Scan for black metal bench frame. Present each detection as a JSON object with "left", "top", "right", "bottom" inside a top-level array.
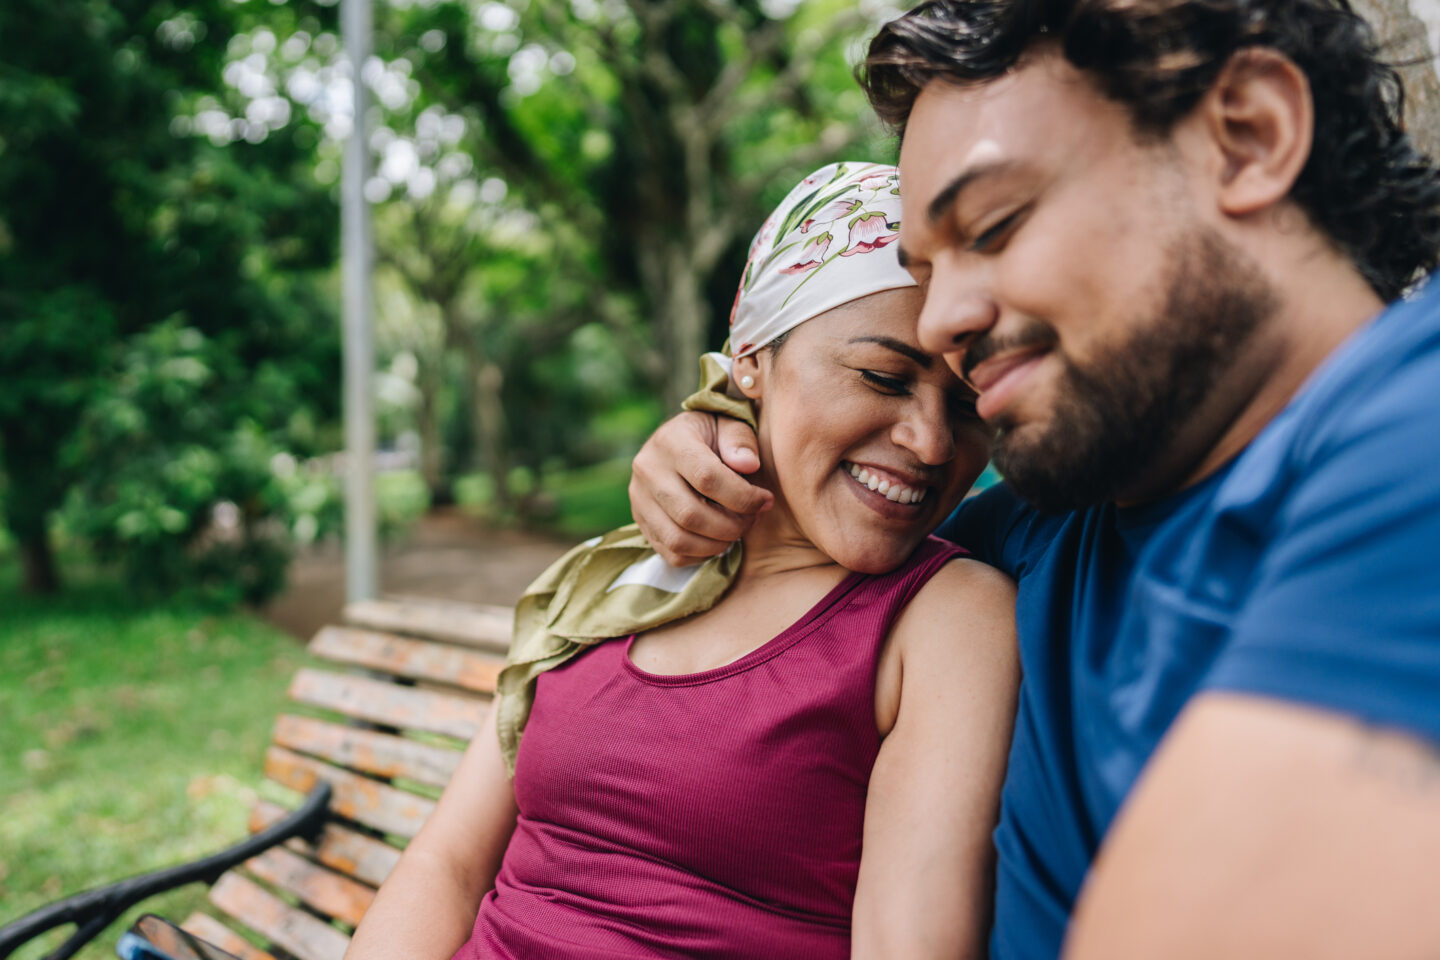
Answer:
[{"left": 0, "top": 785, "right": 332, "bottom": 960}]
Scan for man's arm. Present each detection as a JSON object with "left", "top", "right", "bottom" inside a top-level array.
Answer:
[
  {"left": 629, "top": 411, "right": 772, "bottom": 565},
  {"left": 1065, "top": 693, "right": 1440, "bottom": 960},
  {"left": 852, "top": 560, "right": 1020, "bottom": 959}
]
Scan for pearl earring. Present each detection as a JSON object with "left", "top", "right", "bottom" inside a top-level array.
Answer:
[{"left": 739, "top": 375, "right": 755, "bottom": 389}]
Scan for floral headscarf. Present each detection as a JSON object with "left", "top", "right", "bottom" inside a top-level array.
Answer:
[{"left": 728, "top": 160, "right": 916, "bottom": 358}]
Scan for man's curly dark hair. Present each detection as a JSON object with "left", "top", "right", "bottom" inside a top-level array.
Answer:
[{"left": 860, "top": 0, "right": 1440, "bottom": 302}]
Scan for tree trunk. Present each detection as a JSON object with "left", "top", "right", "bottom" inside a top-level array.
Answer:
[
  {"left": 474, "top": 361, "right": 509, "bottom": 515},
  {"left": 660, "top": 247, "right": 711, "bottom": 412},
  {"left": 415, "top": 359, "right": 454, "bottom": 507},
  {"left": 3, "top": 434, "right": 66, "bottom": 594},
  {"left": 1355, "top": 0, "right": 1440, "bottom": 159},
  {"left": 19, "top": 526, "right": 60, "bottom": 595},
  {"left": 456, "top": 336, "right": 510, "bottom": 515}
]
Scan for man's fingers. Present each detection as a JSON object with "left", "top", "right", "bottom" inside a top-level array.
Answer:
[
  {"left": 632, "top": 451, "right": 755, "bottom": 543},
  {"left": 630, "top": 477, "right": 741, "bottom": 566},
  {"left": 678, "top": 444, "right": 771, "bottom": 517},
  {"left": 716, "top": 416, "right": 763, "bottom": 478},
  {"left": 628, "top": 410, "right": 770, "bottom": 564},
  {"left": 655, "top": 477, "right": 755, "bottom": 543}
]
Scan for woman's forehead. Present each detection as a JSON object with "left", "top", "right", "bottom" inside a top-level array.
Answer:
[{"left": 804, "top": 287, "right": 927, "bottom": 343}]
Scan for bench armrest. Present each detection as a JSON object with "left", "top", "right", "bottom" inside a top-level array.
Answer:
[{"left": 0, "top": 783, "right": 332, "bottom": 960}]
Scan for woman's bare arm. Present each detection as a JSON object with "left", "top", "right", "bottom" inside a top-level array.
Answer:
[
  {"left": 344, "top": 704, "right": 519, "bottom": 960},
  {"left": 852, "top": 560, "right": 1020, "bottom": 960}
]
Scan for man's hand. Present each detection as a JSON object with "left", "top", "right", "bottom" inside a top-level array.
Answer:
[{"left": 629, "top": 411, "right": 773, "bottom": 565}]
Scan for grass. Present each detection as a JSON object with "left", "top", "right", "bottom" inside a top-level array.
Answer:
[{"left": 0, "top": 563, "right": 313, "bottom": 960}]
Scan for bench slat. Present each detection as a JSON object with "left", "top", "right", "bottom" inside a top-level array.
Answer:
[
  {"left": 272, "top": 714, "right": 462, "bottom": 788},
  {"left": 245, "top": 847, "right": 376, "bottom": 928},
  {"left": 180, "top": 912, "right": 278, "bottom": 960},
  {"left": 344, "top": 597, "right": 512, "bottom": 652},
  {"left": 308, "top": 626, "right": 504, "bottom": 694},
  {"left": 250, "top": 801, "right": 402, "bottom": 889},
  {"left": 288, "top": 668, "right": 487, "bottom": 740},
  {"left": 208, "top": 872, "right": 349, "bottom": 960},
  {"left": 264, "top": 745, "right": 436, "bottom": 838}
]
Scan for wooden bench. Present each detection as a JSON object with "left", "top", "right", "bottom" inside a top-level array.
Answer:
[
  {"left": 167, "top": 596, "right": 513, "bottom": 960},
  {"left": 0, "top": 596, "right": 506, "bottom": 960}
]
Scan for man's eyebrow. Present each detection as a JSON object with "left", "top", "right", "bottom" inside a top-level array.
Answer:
[
  {"left": 849, "top": 336, "right": 933, "bottom": 368},
  {"left": 926, "top": 160, "right": 1018, "bottom": 224}
]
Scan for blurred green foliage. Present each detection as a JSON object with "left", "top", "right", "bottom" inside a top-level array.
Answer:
[
  {"left": 63, "top": 322, "right": 295, "bottom": 605},
  {"left": 0, "top": 0, "right": 340, "bottom": 598},
  {"left": 362, "top": 0, "right": 895, "bottom": 510},
  {"left": 0, "top": 0, "right": 904, "bottom": 601}
]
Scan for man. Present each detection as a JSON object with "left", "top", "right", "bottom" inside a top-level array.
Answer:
[{"left": 627, "top": 1, "right": 1440, "bottom": 957}]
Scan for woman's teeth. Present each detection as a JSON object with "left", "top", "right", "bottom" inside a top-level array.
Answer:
[{"left": 846, "top": 462, "right": 927, "bottom": 505}]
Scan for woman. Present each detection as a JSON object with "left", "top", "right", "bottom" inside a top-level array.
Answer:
[{"left": 345, "top": 162, "right": 1018, "bottom": 960}]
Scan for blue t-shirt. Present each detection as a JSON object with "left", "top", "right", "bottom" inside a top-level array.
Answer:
[{"left": 938, "top": 279, "right": 1440, "bottom": 960}]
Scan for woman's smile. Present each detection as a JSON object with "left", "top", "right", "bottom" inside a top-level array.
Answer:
[{"left": 841, "top": 460, "right": 931, "bottom": 505}]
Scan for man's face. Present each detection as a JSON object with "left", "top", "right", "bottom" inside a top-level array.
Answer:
[{"left": 896, "top": 49, "right": 1275, "bottom": 510}]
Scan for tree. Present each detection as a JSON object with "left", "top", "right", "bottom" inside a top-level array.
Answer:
[
  {"left": 376, "top": 178, "right": 622, "bottom": 511},
  {"left": 1356, "top": 0, "right": 1440, "bottom": 160},
  {"left": 390, "top": 0, "right": 899, "bottom": 409},
  {"left": 0, "top": 0, "right": 339, "bottom": 594}
]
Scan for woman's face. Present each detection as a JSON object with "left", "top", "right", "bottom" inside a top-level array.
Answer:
[{"left": 735, "top": 286, "right": 993, "bottom": 574}]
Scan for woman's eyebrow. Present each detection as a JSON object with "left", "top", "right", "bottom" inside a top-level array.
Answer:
[{"left": 848, "top": 336, "right": 933, "bottom": 368}]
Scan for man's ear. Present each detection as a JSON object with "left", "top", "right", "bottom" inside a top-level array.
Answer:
[
  {"left": 733, "top": 354, "right": 764, "bottom": 399},
  {"left": 1196, "top": 47, "right": 1314, "bottom": 218}
]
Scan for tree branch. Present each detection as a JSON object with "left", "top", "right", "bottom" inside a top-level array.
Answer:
[
  {"left": 718, "top": 7, "right": 870, "bottom": 128},
  {"left": 697, "top": 19, "right": 786, "bottom": 130},
  {"left": 733, "top": 120, "right": 865, "bottom": 208}
]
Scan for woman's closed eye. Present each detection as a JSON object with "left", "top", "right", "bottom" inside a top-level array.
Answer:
[{"left": 860, "top": 370, "right": 910, "bottom": 394}]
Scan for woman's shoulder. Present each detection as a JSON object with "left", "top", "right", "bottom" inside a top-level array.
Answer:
[
  {"left": 891, "top": 550, "right": 1017, "bottom": 660},
  {"left": 873, "top": 545, "right": 1019, "bottom": 737},
  {"left": 905, "top": 535, "right": 1016, "bottom": 604}
]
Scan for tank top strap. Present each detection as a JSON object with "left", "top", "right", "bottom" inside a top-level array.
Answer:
[
  {"left": 886, "top": 535, "right": 970, "bottom": 612},
  {"left": 816, "top": 535, "right": 970, "bottom": 680}
]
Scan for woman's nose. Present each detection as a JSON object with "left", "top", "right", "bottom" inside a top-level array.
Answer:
[{"left": 892, "top": 392, "right": 957, "bottom": 466}]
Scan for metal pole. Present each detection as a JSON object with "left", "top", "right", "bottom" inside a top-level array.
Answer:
[{"left": 341, "top": 0, "right": 377, "bottom": 603}]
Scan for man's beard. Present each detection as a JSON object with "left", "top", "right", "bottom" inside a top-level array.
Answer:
[{"left": 988, "top": 227, "right": 1277, "bottom": 513}]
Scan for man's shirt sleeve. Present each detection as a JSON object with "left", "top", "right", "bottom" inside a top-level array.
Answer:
[
  {"left": 1203, "top": 348, "right": 1440, "bottom": 747},
  {"left": 935, "top": 482, "right": 1035, "bottom": 577}
]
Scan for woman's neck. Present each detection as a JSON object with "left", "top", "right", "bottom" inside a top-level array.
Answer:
[{"left": 735, "top": 498, "right": 839, "bottom": 584}]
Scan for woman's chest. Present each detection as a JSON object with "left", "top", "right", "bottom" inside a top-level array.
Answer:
[{"left": 512, "top": 640, "right": 881, "bottom": 907}]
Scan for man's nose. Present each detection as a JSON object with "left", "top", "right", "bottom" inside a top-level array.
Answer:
[{"left": 918, "top": 269, "right": 999, "bottom": 360}]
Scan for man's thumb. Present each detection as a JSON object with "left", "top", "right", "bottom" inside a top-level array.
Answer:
[{"left": 717, "top": 417, "right": 760, "bottom": 475}]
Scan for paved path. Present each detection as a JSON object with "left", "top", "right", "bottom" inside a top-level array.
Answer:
[{"left": 262, "top": 509, "right": 573, "bottom": 640}]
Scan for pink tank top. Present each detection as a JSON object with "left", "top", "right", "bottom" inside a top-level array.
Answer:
[{"left": 452, "top": 537, "right": 965, "bottom": 960}]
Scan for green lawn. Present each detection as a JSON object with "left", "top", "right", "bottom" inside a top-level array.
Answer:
[{"left": 0, "top": 566, "right": 312, "bottom": 960}]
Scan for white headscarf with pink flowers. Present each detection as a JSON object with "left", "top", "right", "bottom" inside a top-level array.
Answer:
[{"left": 727, "top": 161, "right": 916, "bottom": 359}]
